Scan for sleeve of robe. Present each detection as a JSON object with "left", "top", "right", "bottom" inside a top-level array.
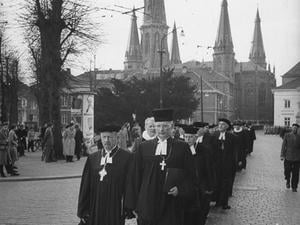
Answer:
[
  {"left": 124, "top": 142, "right": 144, "bottom": 211},
  {"left": 77, "top": 156, "right": 91, "bottom": 219},
  {"left": 177, "top": 142, "right": 197, "bottom": 199}
]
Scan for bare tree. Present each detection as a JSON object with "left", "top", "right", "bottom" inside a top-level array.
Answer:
[{"left": 22, "top": 0, "right": 101, "bottom": 158}]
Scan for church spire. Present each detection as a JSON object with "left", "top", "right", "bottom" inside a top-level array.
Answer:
[
  {"left": 140, "top": 0, "right": 169, "bottom": 69},
  {"left": 170, "top": 22, "right": 181, "bottom": 65},
  {"left": 214, "top": 0, "right": 234, "bottom": 54},
  {"left": 143, "top": 0, "right": 167, "bottom": 25},
  {"left": 213, "top": 0, "right": 235, "bottom": 77},
  {"left": 249, "top": 9, "right": 266, "bottom": 69},
  {"left": 124, "top": 9, "right": 142, "bottom": 71}
]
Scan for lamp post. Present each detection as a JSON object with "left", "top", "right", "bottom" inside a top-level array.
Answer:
[{"left": 158, "top": 27, "right": 184, "bottom": 108}]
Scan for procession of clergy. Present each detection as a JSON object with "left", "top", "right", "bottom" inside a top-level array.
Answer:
[{"left": 77, "top": 108, "right": 256, "bottom": 225}]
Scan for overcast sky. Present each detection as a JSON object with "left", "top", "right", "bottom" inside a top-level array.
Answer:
[{"left": 3, "top": 0, "right": 300, "bottom": 85}]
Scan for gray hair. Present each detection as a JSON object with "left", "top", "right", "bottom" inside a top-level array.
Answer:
[{"left": 145, "top": 117, "right": 155, "bottom": 127}]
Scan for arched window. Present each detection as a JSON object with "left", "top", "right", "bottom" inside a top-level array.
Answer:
[
  {"left": 144, "top": 33, "right": 150, "bottom": 55},
  {"left": 154, "top": 32, "right": 160, "bottom": 52},
  {"left": 258, "top": 83, "right": 266, "bottom": 106}
]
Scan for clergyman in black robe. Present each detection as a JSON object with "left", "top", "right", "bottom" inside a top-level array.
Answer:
[
  {"left": 211, "top": 118, "right": 236, "bottom": 209},
  {"left": 125, "top": 108, "right": 195, "bottom": 225},
  {"left": 77, "top": 124, "right": 132, "bottom": 225}
]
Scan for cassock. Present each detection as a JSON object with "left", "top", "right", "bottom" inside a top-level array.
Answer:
[
  {"left": 184, "top": 142, "right": 214, "bottom": 225},
  {"left": 77, "top": 147, "right": 132, "bottom": 225},
  {"left": 125, "top": 137, "right": 195, "bottom": 225},
  {"left": 247, "top": 127, "right": 256, "bottom": 154},
  {"left": 233, "top": 128, "right": 248, "bottom": 170},
  {"left": 211, "top": 131, "right": 236, "bottom": 207}
]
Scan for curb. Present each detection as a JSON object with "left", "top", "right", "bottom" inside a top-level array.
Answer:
[{"left": 0, "top": 174, "right": 82, "bottom": 183}]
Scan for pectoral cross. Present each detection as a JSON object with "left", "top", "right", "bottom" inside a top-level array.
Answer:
[
  {"left": 99, "top": 168, "right": 107, "bottom": 181},
  {"left": 160, "top": 159, "right": 166, "bottom": 171}
]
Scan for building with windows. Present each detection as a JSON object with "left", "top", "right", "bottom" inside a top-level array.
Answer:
[{"left": 272, "top": 62, "right": 300, "bottom": 126}]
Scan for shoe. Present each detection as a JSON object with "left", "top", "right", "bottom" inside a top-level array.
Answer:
[
  {"left": 292, "top": 188, "right": 297, "bottom": 192},
  {"left": 222, "top": 205, "right": 231, "bottom": 210},
  {"left": 13, "top": 166, "right": 18, "bottom": 169},
  {"left": 10, "top": 173, "right": 20, "bottom": 176},
  {"left": 286, "top": 182, "right": 291, "bottom": 189},
  {"left": 1, "top": 173, "right": 7, "bottom": 177}
]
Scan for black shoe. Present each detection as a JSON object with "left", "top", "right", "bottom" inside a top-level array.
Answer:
[
  {"left": 222, "top": 205, "right": 231, "bottom": 210},
  {"left": 286, "top": 182, "right": 291, "bottom": 189},
  {"left": 10, "top": 173, "right": 20, "bottom": 176},
  {"left": 292, "top": 188, "right": 297, "bottom": 192},
  {"left": 1, "top": 173, "right": 7, "bottom": 177},
  {"left": 13, "top": 166, "right": 18, "bottom": 169}
]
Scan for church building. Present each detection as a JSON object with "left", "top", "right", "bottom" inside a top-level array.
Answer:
[{"left": 80, "top": 0, "right": 276, "bottom": 123}]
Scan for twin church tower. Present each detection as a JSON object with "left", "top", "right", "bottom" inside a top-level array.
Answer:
[
  {"left": 124, "top": 0, "right": 267, "bottom": 76},
  {"left": 121, "top": 0, "right": 275, "bottom": 122}
]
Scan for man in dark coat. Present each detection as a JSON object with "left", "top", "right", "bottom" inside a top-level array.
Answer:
[
  {"left": 281, "top": 123, "right": 300, "bottom": 192},
  {"left": 246, "top": 122, "right": 256, "bottom": 155},
  {"left": 211, "top": 118, "right": 236, "bottom": 209},
  {"left": 183, "top": 125, "right": 213, "bottom": 225},
  {"left": 77, "top": 124, "right": 132, "bottom": 225},
  {"left": 233, "top": 120, "right": 248, "bottom": 171},
  {"left": 74, "top": 124, "right": 84, "bottom": 160},
  {"left": 125, "top": 108, "right": 195, "bottom": 225}
]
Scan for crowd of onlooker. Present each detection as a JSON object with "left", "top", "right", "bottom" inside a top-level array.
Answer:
[{"left": 264, "top": 125, "right": 292, "bottom": 137}]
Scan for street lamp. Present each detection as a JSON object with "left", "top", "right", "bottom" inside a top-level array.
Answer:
[{"left": 158, "top": 27, "right": 184, "bottom": 108}]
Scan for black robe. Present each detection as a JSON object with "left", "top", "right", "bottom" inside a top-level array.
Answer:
[
  {"left": 233, "top": 129, "right": 248, "bottom": 170},
  {"left": 125, "top": 138, "right": 195, "bottom": 225},
  {"left": 184, "top": 143, "right": 214, "bottom": 225},
  {"left": 211, "top": 131, "right": 236, "bottom": 206},
  {"left": 77, "top": 147, "right": 132, "bottom": 225}
]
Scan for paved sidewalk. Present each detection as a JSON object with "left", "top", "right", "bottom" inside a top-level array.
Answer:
[{"left": 0, "top": 151, "right": 86, "bottom": 182}]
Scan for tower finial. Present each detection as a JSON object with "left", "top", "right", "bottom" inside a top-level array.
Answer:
[
  {"left": 249, "top": 8, "right": 266, "bottom": 69},
  {"left": 124, "top": 7, "right": 142, "bottom": 71},
  {"left": 170, "top": 21, "right": 182, "bottom": 65}
]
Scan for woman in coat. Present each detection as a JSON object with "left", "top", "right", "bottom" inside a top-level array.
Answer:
[
  {"left": 63, "top": 124, "right": 75, "bottom": 162},
  {"left": 0, "top": 123, "right": 8, "bottom": 177}
]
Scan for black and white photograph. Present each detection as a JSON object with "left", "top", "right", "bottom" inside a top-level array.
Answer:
[{"left": 0, "top": 0, "right": 299, "bottom": 224}]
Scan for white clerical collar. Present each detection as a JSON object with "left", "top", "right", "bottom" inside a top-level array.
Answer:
[
  {"left": 142, "top": 130, "right": 156, "bottom": 140},
  {"left": 190, "top": 145, "right": 196, "bottom": 155},
  {"left": 100, "top": 146, "right": 117, "bottom": 165},
  {"left": 155, "top": 138, "right": 167, "bottom": 155},
  {"left": 196, "top": 136, "right": 204, "bottom": 143},
  {"left": 234, "top": 127, "right": 243, "bottom": 133},
  {"left": 219, "top": 132, "right": 226, "bottom": 140}
]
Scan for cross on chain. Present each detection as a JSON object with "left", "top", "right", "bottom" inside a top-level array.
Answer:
[
  {"left": 160, "top": 159, "right": 166, "bottom": 171},
  {"left": 99, "top": 168, "right": 107, "bottom": 181}
]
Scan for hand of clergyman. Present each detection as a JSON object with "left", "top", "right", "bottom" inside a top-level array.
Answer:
[{"left": 168, "top": 186, "right": 178, "bottom": 196}]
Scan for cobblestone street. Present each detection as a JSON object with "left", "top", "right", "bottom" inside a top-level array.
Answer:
[{"left": 0, "top": 131, "right": 299, "bottom": 225}]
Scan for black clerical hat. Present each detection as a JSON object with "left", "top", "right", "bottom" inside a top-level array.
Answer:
[
  {"left": 218, "top": 118, "right": 231, "bottom": 127},
  {"left": 193, "top": 122, "right": 209, "bottom": 128},
  {"left": 209, "top": 124, "right": 217, "bottom": 129},
  {"left": 183, "top": 125, "right": 198, "bottom": 134},
  {"left": 232, "top": 120, "right": 242, "bottom": 126},
  {"left": 292, "top": 123, "right": 299, "bottom": 128},
  {"left": 99, "top": 124, "right": 121, "bottom": 133},
  {"left": 174, "top": 122, "right": 187, "bottom": 128},
  {"left": 152, "top": 108, "right": 173, "bottom": 122}
]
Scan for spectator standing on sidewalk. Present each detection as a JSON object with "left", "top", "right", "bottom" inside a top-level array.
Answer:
[
  {"left": 7, "top": 124, "right": 19, "bottom": 176},
  {"left": 0, "top": 123, "right": 9, "bottom": 177},
  {"left": 27, "top": 127, "right": 35, "bottom": 152},
  {"left": 74, "top": 124, "right": 83, "bottom": 161},
  {"left": 281, "top": 123, "right": 300, "bottom": 192},
  {"left": 246, "top": 122, "right": 256, "bottom": 155},
  {"left": 42, "top": 123, "right": 54, "bottom": 163},
  {"left": 63, "top": 123, "right": 75, "bottom": 162}
]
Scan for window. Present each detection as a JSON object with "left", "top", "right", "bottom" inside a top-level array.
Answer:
[
  {"left": 258, "top": 83, "right": 266, "bottom": 106},
  {"left": 284, "top": 99, "right": 290, "bottom": 108},
  {"left": 284, "top": 117, "right": 290, "bottom": 127},
  {"left": 21, "top": 98, "right": 27, "bottom": 107},
  {"left": 61, "top": 95, "right": 68, "bottom": 107},
  {"left": 144, "top": 33, "right": 150, "bottom": 55},
  {"left": 61, "top": 113, "right": 67, "bottom": 125}
]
